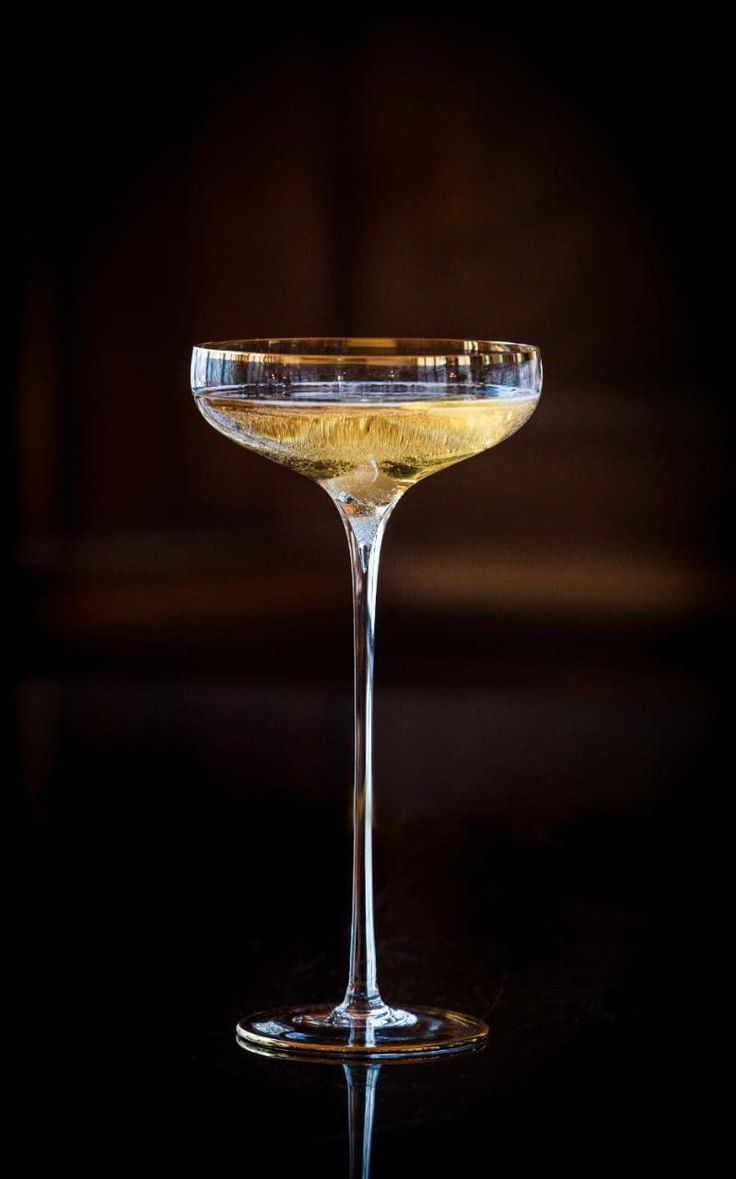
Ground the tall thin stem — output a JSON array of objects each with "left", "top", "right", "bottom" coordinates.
[{"left": 335, "top": 507, "right": 392, "bottom": 1020}]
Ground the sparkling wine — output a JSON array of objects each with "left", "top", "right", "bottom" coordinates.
[{"left": 195, "top": 391, "right": 538, "bottom": 509}]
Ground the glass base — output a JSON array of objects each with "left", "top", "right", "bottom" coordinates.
[{"left": 236, "top": 1004, "right": 488, "bottom": 1058}]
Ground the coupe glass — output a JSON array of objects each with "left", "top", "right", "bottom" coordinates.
[{"left": 191, "top": 337, "right": 542, "bottom": 1056}]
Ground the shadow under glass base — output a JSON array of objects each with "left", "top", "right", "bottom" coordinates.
[{"left": 236, "top": 1004, "right": 488, "bottom": 1058}]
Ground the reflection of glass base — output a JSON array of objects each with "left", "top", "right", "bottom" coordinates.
[{"left": 236, "top": 1004, "right": 488, "bottom": 1058}]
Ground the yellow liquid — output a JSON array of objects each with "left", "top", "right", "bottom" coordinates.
[{"left": 196, "top": 395, "right": 538, "bottom": 509}]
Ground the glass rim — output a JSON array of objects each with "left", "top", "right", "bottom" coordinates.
[{"left": 193, "top": 337, "right": 540, "bottom": 363}]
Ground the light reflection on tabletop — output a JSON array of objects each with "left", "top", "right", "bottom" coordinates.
[{"left": 238, "top": 1039, "right": 486, "bottom": 1178}]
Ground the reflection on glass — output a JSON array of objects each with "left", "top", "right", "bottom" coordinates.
[
  {"left": 191, "top": 338, "right": 542, "bottom": 1055},
  {"left": 345, "top": 1064, "right": 379, "bottom": 1179},
  {"left": 240, "top": 1042, "right": 486, "bottom": 1178}
]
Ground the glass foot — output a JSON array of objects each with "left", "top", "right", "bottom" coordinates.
[{"left": 236, "top": 1004, "right": 488, "bottom": 1057}]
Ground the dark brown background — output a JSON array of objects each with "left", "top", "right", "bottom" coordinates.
[{"left": 9, "top": 15, "right": 728, "bottom": 1169}]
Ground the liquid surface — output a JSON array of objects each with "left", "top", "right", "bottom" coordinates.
[{"left": 196, "top": 393, "right": 538, "bottom": 511}]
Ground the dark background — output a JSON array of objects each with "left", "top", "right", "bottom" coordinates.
[{"left": 9, "top": 15, "right": 728, "bottom": 1168}]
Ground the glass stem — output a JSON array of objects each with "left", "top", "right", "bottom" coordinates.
[{"left": 336, "top": 506, "right": 392, "bottom": 1019}]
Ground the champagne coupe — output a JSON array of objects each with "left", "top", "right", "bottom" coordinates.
[{"left": 191, "top": 338, "right": 542, "bottom": 1056}]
